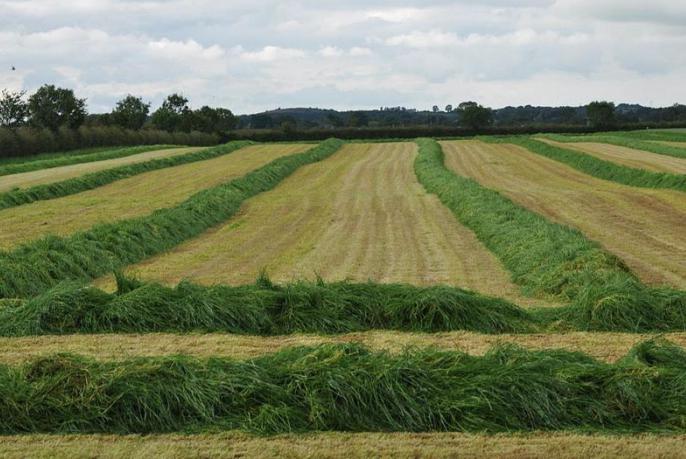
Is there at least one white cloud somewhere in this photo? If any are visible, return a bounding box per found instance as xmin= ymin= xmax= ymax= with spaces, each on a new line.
xmin=240 ymin=46 xmax=306 ymax=62
xmin=1 ymin=1 xmax=684 ymax=112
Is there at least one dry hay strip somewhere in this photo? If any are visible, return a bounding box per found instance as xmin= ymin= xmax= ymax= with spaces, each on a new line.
xmin=1 ymin=432 xmax=685 ymax=458
xmin=0 ymin=146 xmax=201 ymax=192
xmin=539 ymin=138 xmax=686 ymax=174
xmin=0 ymin=144 xmax=310 ymax=250
xmin=1 ymin=330 xmax=686 ymax=365
xmin=441 ymin=140 xmax=686 ymax=289
xmin=107 ymin=142 xmax=543 ymax=307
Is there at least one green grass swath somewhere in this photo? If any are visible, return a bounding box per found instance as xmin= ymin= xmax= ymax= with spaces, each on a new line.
xmin=1 ymin=340 xmax=686 ymax=434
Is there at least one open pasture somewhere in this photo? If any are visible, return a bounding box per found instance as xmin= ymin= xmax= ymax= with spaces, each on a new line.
xmin=2 ymin=137 xmax=686 ymax=456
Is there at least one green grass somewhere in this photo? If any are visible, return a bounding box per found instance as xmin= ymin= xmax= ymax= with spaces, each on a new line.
xmin=0 ymin=145 xmax=180 ymax=176
xmin=1 ymin=339 xmax=686 ymax=434
xmin=491 ymin=137 xmax=686 ymax=192
xmin=0 ymin=274 xmax=534 ymax=336
xmin=0 ymin=139 xmax=345 ymax=300
xmin=414 ymin=138 xmax=686 ymax=331
xmin=540 ymin=132 xmax=686 ymax=159
xmin=0 ymin=141 xmax=253 ymax=210
xmin=3 ymin=273 xmax=686 ymax=335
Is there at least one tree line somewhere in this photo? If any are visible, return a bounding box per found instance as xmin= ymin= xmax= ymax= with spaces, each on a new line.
xmin=0 ymin=85 xmax=237 ymax=134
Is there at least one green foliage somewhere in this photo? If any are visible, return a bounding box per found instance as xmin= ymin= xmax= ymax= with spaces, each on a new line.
xmin=111 ymin=95 xmax=150 ymax=130
xmin=151 ymin=93 xmax=191 ymax=132
xmin=0 ymin=276 xmax=533 ymax=336
xmin=414 ymin=139 xmax=686 ymax=331
xmin=28 ymin=85 xmax=87 ymax=130
xmin=0 ymin=141 xmax=252 ymax=210
xmin=506 ymin=137 xmax=686 ymax=192
xmin=457 ymin=102 xmax=493 ymax=129
xmin=1 ymin=340 xmax=686 ymax=434
xmin=0 ymin=90 xmax=29 ymax=128
xmin=0 ymin=139 xmax=345 ymax=299
xmin=586 ymin=101 xmax=616 ymax=128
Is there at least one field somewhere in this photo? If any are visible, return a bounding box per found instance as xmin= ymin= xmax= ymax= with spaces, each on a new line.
xmin=1 ymin=133 xmax=686 ymax=457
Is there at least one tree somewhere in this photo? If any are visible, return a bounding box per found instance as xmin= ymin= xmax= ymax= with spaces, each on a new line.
xmin=0 ymin=90 xmax=29 ymax=128
xmin=250 ymin=114 xmax=274 ymax=129
xmin=457 ymin=101 xmax=493 ymax=130
xmin=348 ymin=111 xmax=369 ymax=127
xmin=28 ymin=85 xmax=87 ymax=130
xmin=111 ymin=95 xmax=150 ymax=130
xmin=445 ymin=104 xmax=453 ymax=113
xmin=192 ymin=106 xmax=238 ymax=133
xmin=432 ymin=105 xmax=440 ymax=113
xmin=586 ymin=101 xmax=616 ymax=128
xmin=151 ymin=93 xmax=190 ymax=132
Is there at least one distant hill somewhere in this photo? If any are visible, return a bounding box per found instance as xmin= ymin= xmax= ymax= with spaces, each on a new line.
xmin=238 ymin=104 xmax=686 ymax=129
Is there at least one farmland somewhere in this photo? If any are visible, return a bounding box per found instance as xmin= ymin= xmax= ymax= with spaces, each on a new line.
xmin=1 ymin=133 xmax=686 ymax=456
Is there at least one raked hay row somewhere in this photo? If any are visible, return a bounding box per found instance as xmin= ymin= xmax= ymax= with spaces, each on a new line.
xmin=1 ymin=130 xmax=686 ymax=457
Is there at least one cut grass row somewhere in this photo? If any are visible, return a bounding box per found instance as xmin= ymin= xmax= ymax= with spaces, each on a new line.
xmin=2 ymin=275 xmax=685 ymax=335
xmin=540 ymin=132 xmax=686 ymax=159
xmin=0 ymin=142 xmax=252 ymax=210
xmin=496 ymin=137 xmax=686 ymax=193
xmin=415 ymin=139 xmax=686 ymax=330
xmin=0 ymin=139 xmax=344 ymax=299
xmin=0 ymin=145 xmax=179 ymax=176
xmin=1 ymin=339 xmax=686 ymax=434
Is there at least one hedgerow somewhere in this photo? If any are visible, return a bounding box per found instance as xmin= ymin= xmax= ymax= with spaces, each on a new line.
xmin=1 ymin=340 xmax=686 ymax=434
xmin=0 ymin=139 xmax=344 ymax=299
xmin=0 ymin=141 xmax=253 ymax=210
xmin=414 ymin=138 xmax=686 ymax=331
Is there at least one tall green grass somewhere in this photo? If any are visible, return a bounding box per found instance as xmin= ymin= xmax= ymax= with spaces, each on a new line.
xmin=415 ymin=139 xmax=686 ymax=331
xmin=0 ymin=139 xmax=344 ymax=299
xmin=0 ymin=141 xmax=253 ymax=210
xmin=0 ymin=275 xmax=534 ymax=336
xmin=0 ymin=145 xmax=180 ymax=177
xmin=495 ymin=137 xmax=686 ymax=192
xmin=540 ymin=132 xmax=686 ymax=159
xmin=2 ymin=340 xmax=686 ymax=434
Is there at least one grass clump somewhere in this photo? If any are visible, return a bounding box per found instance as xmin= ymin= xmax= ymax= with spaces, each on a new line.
xmin=0 ymin=276 xmax=534 ymax=336
xmin=414 ymin=138 xmax=686 ymax=331
xmin=2 ymin=340 xmax=686 ymax=434
xmin=0 ymin=145 xmax=180 ymax=177
xmin=0 ymin=139 xmax=345 ymax=299
xmin=492 ymin=137 xmax=686 ymax=192
xmin=0 ymin=141 xmax=254 ymax=210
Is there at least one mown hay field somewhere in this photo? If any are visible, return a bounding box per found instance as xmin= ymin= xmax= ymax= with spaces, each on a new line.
xmin=2 ymin=135 xmax=686 ymax=457
xmin=441 ymin=140 xmax=686 ymax=289
xmin=0 ymin=146 xmax=200 ymax=191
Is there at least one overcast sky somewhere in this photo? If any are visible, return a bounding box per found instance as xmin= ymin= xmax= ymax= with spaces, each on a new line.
xmin=1 ymin=0 xmax=685 ymax=114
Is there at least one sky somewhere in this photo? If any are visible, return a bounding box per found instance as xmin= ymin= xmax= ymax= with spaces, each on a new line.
xmin=1 ymin=0 xmax=685 ymax=114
